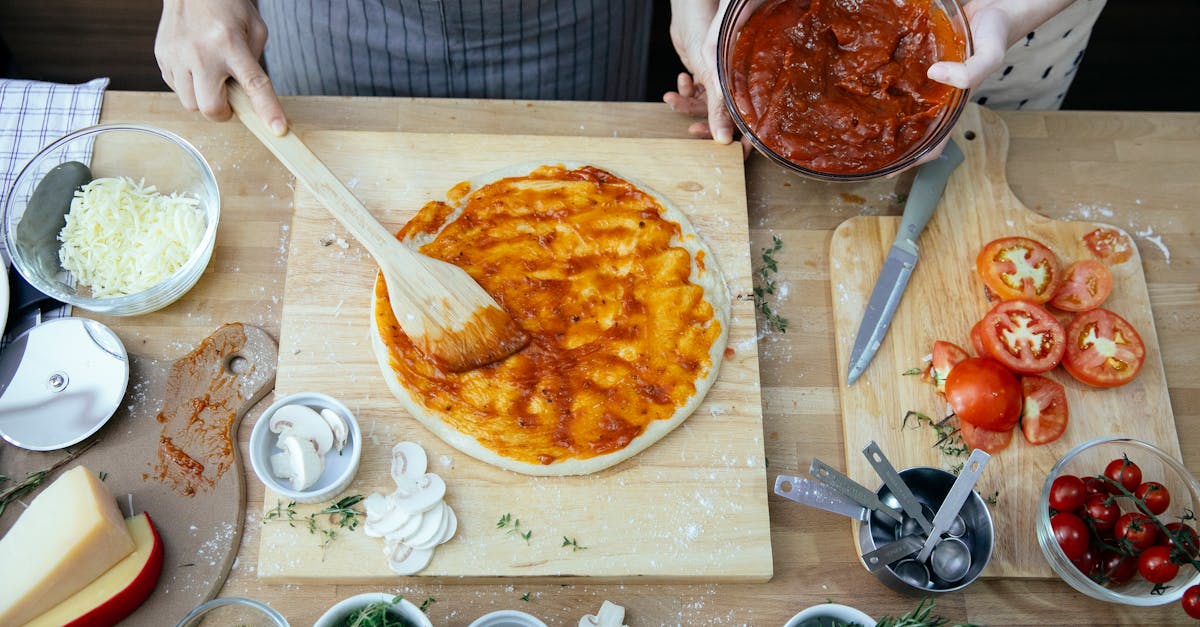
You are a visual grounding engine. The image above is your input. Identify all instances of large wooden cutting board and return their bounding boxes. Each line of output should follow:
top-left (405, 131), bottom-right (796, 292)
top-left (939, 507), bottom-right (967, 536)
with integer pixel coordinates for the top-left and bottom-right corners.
top-left (260, 132), bottom-right (772, 582)
top-left (830, 104), bottom-right (1179, 578)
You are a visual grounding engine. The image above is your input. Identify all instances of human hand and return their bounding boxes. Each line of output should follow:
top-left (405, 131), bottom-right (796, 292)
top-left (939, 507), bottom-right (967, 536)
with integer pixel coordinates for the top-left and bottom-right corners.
top-left (663, 0), bottom-right (735, 145)
top-left (154, 0), bottom-right (287, 135)
top-left (925, 6), bottom-right (1011, 90)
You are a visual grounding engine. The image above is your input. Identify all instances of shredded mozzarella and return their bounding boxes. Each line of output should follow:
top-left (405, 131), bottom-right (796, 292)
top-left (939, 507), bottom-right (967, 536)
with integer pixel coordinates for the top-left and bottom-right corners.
top-left (57, 177), bottom-right (207, 298)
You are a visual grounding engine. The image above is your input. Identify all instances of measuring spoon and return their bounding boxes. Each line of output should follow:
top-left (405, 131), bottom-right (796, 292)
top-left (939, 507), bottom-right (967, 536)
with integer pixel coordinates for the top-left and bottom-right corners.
top-left (810, 458), bottom-right (905, 524)
top-left (862, 440), bottom-right (934, 535)
top-left (914, 449), bottom-right (991, 563)
top-left (860, 534), bottom-right (925, 572)
top-left (896, 503), bottom-right (966, 539)
top-left (773, 475), bottom-right (870, 522)
top-left (930, 536), bottom-right (973, 582)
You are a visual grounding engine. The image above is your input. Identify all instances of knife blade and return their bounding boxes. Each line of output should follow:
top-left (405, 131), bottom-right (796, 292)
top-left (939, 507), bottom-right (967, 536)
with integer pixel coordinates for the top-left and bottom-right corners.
top-left (846, 140), bottom-right (965, 385)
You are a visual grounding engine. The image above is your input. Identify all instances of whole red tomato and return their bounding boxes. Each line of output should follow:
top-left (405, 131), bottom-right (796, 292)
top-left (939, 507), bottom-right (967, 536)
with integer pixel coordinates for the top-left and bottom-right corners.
top-left (1103, 457), bottom-right (1142, 494)
top-left (1083, 476), bottom-right (1108, 497)
top-left (1162, 522), bottom-right (1199, 559)
top-left (1114, 512), bottom-right (1157, 552)
top-left (1133, 481), bottom-right (1170, 515)
top-left (1049, 475), bottom-right (1087, 513)
top-left (1097, 549), bottom-right (1138, 586)
top-left (1083, 493), bottom-right (1120, 534)
top-left (1137, 545), bottom-right (1180, 584)
top-left (1070, 545), bottom-right (1099, 578)
top-left (1051, 511), bottom-right (1091, 561)
top-left (1183, 584), bottom-right (1200, 619)
top-left (944, 357), bottom-right (1023, 431)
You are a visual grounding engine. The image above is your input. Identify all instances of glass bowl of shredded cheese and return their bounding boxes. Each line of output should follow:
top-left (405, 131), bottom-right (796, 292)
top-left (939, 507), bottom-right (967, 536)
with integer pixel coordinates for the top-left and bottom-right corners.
top-left (3, 123), bottom-right (219, 315)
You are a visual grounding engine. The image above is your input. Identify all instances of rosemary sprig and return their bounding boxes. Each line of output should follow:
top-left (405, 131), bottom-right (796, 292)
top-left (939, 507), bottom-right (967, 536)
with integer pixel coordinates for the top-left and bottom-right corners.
top-left (753, 235), bottom-right (789, 333)
top-left (875, 597), bottom-right (977, 627)
top-left (0, 439), bottom-right (99, 517)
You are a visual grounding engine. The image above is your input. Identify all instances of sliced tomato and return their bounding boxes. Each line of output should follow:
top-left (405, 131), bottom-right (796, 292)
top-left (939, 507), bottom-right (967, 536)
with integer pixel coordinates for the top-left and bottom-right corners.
top-left (922, 340), bottom-right (970, 395)
top-left (1050, 259), bottom-right (1113, 312)
top-left (944, 357), bottom-right (1023, 431)
top-left (976, 236), bottom-right (1062, 304)
top-left (1062, 308), bottom-right (1146, 388)
top-left (959, 419), bottom-right (1014, 454)
top-left (1020, 374), bottom-right (1069, 445)
top-left (1083, 227), bottom-right (1134, 265)
top-left (977, 300), bottom-right (1066, 374)
top-left (969, 320), bottom-right (988, 357)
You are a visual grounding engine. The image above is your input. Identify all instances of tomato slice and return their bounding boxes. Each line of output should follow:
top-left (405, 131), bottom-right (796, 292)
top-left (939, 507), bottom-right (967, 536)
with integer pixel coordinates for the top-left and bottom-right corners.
top-left (1062, 308), bottom-right (1146, 388)
top-left (978, 300), bottom-right (1066, 374)
top-left (1050, 259), bottom-right (1113, 312)
top-left (1020, 374), bottom-right (1069, 445)
top-left (922, 340), bottom-right (970, 395)
top-left (1083, 227), bottom-right (1134, 265)
top-left (969, 320), bottom-right (988, 357)
top-left (959, 419), bottom-right (1014, 454)
top-left (944, 357), bottom-right (1023, 431)
top-left (976, 236), bottom-right (1062, 304)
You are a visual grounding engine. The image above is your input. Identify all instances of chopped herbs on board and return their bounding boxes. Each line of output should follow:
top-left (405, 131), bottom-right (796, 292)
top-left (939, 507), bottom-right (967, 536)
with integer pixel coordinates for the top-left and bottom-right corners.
top-left (753, 235), bottom-right (789, 333)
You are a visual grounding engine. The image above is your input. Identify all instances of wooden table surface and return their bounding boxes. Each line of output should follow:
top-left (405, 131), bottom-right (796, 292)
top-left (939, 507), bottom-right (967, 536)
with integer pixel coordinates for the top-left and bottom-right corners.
top-left (96, 92), bottom-right (1200, 626)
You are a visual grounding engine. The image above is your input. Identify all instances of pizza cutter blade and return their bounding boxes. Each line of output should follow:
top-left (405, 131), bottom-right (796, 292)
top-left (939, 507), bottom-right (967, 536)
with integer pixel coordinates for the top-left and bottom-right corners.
top-left (0, 317), bottom-right (128, 451)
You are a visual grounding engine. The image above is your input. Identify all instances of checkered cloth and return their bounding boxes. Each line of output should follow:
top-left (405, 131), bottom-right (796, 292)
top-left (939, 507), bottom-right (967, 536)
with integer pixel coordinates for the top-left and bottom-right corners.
top-left (0, 77), bottom-right (109, 341)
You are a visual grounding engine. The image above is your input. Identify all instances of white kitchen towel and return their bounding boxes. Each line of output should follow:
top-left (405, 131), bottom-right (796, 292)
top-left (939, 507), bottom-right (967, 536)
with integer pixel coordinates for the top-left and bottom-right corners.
top-left (0, 77), bottom-right (108, 340)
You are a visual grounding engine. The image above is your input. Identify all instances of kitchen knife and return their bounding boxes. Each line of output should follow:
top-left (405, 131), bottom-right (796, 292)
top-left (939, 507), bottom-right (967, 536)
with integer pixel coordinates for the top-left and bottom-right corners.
top-left (846, 140), bottom-right (964, 385)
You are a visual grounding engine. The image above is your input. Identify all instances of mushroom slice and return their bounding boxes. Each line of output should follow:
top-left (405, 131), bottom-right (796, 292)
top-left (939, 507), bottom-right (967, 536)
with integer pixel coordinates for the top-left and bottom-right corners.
top-left (437, 505), bottom-right (458, 545)
top-left (269, 452), bottom-right (293, 480)
top-left (390, 441), bottom-right (428, 483)
top-left (279, 433), bottom-right (324, 491)
top-left (579, 601), bottom-right (628, 627)
top-left (318, 407), bottom-right (350, 452)
top-left (363, 494), bottom-right (413, 538)
top-left (404, 502), bottom-right (448, 550)
top-left (270, 404), bottom-right (335, 455)
top-left (391, 473), bottom-right (446, 513)
top-left (384, 539), bottom-right (435, 575)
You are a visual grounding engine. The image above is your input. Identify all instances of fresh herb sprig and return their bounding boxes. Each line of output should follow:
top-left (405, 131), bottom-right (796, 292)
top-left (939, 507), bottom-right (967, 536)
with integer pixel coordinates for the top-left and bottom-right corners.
top-left (903, 410), bottom-right (967, 458)
top-left (753, 235), bottom-right (789, 333)
top-left (263, 495), bottom-right (365, 549)
top-left (875, 598), bottom-right (977, 627)
top-left (341, 595), bottom-right (418, 627)
top-left (497, 512), bottom-right (532, 544)
top-left (561, 536), bottom-right (588, 551)
top-left (0, 440), bottom-right (98, 517)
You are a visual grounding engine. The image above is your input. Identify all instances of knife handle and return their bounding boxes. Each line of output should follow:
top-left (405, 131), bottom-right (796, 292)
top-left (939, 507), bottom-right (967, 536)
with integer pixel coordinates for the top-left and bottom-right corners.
top-left (892, 140), bottom-right (964, 256)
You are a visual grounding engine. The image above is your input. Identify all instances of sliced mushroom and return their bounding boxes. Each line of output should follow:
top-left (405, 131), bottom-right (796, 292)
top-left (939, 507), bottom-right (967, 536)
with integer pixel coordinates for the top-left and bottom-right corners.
top-left (384, 539), bottom-right (435, 575)
top-left (318, 407), bottom-right (350, 452)
top-left (438, 505), bottom-right (458, 545)
top-left (279, 433), bottom-right (324, 491)
top-left (391, 473), bottom-right (446, 513)
top-left (579, 601), bottom-right (628, 627)
top-left (390, 441), bottom-right (428, 483)
top-left (269, 452), bottom-right (293, 480)
top-left (363, 494), bottom-right (414, 538)
top-left (403, 502), bottom-right (448, 550)
top-left (270, 404), bottom-right (335, 455)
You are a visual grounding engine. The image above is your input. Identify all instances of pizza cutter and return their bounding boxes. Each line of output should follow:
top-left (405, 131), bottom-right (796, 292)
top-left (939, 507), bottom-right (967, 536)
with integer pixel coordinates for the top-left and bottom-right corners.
top-left (0, 317), bottom-right (128, 450)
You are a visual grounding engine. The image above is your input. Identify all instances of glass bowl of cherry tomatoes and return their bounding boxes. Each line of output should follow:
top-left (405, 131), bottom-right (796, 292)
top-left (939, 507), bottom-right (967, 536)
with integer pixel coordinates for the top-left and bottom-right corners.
top-left (1038, 436), bottom-right (1200, 614)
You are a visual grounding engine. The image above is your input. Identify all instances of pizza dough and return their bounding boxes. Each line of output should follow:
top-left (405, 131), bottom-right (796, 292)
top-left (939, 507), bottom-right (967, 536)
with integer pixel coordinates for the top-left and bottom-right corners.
top-left (370, 163), bottom-right (730, 476)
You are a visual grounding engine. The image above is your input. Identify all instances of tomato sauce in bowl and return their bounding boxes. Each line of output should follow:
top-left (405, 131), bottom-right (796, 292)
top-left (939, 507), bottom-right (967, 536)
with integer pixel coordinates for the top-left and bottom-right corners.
top-left (721, 0), bottom-right (969, 179)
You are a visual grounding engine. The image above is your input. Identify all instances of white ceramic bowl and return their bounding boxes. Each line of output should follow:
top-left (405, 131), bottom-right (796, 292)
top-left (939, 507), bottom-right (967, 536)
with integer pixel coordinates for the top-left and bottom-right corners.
top-left (469, 609), bottom-right (548, 627)
top-left (314, 593), bottom-right (432, 627)
top-left (249, 392), bottom-right (362, 504)
top-left (783, 603), bottom-right (876, 627)
top-left (3, 123), bottom-right (220, 315)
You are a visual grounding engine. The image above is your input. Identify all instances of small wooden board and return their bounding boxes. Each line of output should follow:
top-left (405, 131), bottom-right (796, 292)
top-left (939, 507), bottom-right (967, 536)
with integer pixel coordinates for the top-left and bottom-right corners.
top-left (830, 104), bottom-right (1179, 578)
top-left (261, 132), bottom-right (772, 582)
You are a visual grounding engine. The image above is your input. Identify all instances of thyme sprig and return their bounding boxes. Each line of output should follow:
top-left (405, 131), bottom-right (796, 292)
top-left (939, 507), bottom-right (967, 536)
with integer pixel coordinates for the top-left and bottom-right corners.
top-left (263, 495), bottom-right (365, 549)
top-left (902, 410), bottom-right (968, 458)
top-left (753, 235), bottom-right (789, 333)
top-left (497, 512), bottom-right (532, 544)
top-left (561, 536), bottom-right (588, 551)
top-left (0, 439), bottom-right (99, 518)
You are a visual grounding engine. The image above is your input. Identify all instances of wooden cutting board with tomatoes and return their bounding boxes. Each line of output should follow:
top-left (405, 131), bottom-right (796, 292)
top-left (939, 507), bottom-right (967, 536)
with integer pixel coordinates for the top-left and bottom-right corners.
top-left (830, 104), bottom-right (1180, 579)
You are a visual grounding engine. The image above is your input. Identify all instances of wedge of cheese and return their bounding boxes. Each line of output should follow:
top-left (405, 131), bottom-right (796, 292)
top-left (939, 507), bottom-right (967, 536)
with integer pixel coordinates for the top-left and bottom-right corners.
top-left (0, 465), bottom-right (135, 626)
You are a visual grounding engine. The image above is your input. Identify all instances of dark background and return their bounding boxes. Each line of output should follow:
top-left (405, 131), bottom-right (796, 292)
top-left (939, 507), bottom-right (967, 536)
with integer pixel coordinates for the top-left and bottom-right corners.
top-left (1, 0), bottom-right (1197, 112)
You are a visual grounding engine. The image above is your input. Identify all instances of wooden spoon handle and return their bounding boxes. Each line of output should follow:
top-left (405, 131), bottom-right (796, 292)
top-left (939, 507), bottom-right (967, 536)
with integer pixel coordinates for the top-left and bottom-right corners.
top-left (227, 83), bottom-right (410, 266)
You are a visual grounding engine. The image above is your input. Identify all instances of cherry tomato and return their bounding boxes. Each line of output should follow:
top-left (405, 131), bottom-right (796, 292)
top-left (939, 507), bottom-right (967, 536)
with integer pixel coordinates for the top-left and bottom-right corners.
top-left (1050, 259), bottom-right (1113, 312)
top-left (958, 419), bottom-right (1014, 454)
top-left (1020, 375), bottom-right (1069, 445)
top-left (945, 357), bottom-right (1023, 431)
top-left (1062, 308), bottom-right (1146, 388)
top-left (1051, 511), bottom-right (1091, 561)
top-left (1070, 544), bottom-right (1100, 578)
top-left (1104, 457), bottom-right (1143, 494)
top-left (1133, 481), bottom-right (1171, 515)
top-left (1183, 584), bottom-right (1200, 619)
top-left (976, 236), bottom-right (1062, 303)
top-left (977, 300), bottom-right (1066, 374)
top-left (1083, 493), bottom-right (1120, 534)
top-left (969, 320), bottom-right (988, 357)
top-left (1097, 549), bottom-right (1138, 586)
top-left (1162, 522), bottom-right (1199, 559)
top-left (1137, 545), bottom-right (1180, 584)
top-left (1083, 227), bottom-right (1134, 265)
top-left (923, 340), bottom-right (970, 396)
top-left (1048, 475), bottom-right (1087, 513)
top-left (1114, 512), bottom-right (1157, 552)
top-left (1083, 476), bottom-right (1108, 497)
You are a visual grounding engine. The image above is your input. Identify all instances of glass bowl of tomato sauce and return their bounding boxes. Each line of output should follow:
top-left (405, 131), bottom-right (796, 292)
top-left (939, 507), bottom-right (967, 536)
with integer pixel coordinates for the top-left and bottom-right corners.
top-left (1037, 436), bottom-right (1200, 606)
top-left (717, 0), bottom-right (973, 181)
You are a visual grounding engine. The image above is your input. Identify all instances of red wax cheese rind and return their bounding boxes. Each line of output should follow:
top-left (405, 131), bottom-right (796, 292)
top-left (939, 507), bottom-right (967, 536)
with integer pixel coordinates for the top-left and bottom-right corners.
top-left (27, 513), bottom-right (164, 627)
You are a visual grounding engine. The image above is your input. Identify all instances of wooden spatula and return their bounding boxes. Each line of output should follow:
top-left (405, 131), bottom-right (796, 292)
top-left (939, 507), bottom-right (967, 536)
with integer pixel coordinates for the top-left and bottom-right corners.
top-left (227, 83), bottom-right (528, 372)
